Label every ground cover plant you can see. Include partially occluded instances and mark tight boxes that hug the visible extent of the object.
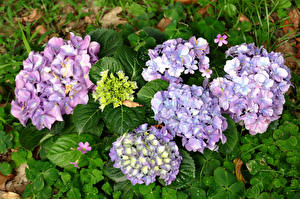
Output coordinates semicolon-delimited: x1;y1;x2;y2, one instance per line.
0;0;300;199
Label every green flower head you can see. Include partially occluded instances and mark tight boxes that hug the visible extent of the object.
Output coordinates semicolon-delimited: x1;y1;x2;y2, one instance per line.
93;70;138;110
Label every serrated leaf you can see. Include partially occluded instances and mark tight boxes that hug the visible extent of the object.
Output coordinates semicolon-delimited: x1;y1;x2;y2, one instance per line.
114;181;136;199
102;104;146;135
89;28;123;58
19;125;47;150
0;162;12;176
142;26;166;44
44;168;59;185
89;57;124;85
219;115;238;154
33;174;44;192
103;161;127;183
72;101;102;134
162;187;177;199
168;150;195;189
137;79;169;106
114;46;146;86
67;187;82;199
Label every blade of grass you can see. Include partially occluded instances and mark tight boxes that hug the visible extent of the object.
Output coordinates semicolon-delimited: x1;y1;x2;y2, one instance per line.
18;22;31;54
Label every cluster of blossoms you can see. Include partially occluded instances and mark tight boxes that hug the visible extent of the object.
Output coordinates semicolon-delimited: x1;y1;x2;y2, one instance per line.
70;142;92;168
109;124;182;185
151;83;228;153
11;33;100;130
142;36;212;83
210;43;291;135
92;70;138;110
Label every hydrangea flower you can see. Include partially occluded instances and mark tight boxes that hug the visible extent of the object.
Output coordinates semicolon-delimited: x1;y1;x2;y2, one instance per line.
77;142;92;154
11;33;100;130
214;34;228;47
210;43;291;135
151;83;228;153
109;124;182;186
92;70;138;110
142;36;211;83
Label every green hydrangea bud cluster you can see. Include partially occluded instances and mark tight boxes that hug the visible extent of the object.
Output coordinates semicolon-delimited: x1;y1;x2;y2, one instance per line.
93;70;138;110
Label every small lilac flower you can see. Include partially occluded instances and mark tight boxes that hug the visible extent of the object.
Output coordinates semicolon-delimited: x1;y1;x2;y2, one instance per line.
214;34;228;47
70;161;80;169
77;142;92;154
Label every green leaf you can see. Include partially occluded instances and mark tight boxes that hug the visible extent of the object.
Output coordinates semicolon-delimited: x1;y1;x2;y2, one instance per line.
190;188;206;199
103;161;127;183
0;162;12;176
0;131;12;153
162;187;177;199
229;182;244;196
18;22;31;54
80;168;104;185
223;4;237;18
47;134;94;168
67;187;82;199
219;116;238;154
33;174;45;192
137;79;169;106
89;28;123;58
142;27;165;44
114;180;136;199
44;168;59;185
114;46;146;86
177;191;188;199
89;57;124;85
19;125;47;150
72;100;102;134
102;105;146;135
168;150;195;189
214;167;236;187
11;149;28;167
60;172;71;184
102;182;113;195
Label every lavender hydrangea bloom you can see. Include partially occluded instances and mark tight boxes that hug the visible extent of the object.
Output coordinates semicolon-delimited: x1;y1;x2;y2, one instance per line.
142;36;211;83
151;83;228;153
210;43;291;135
109;124;182;186
11;33;100;130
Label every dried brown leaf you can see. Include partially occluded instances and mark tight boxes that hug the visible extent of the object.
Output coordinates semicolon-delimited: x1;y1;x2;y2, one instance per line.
175;0;197;4
34;25;47;35
296;37;300;59
0;173;14;190
156;18;172;32
100;7;127;28
6;164;28;195
233;158;246;183
85;16;93;24
0;191;21;199
283;19;296;35
239;13;250;22
122;100;143;108
198;5;211;17
288;8;300;29
22;9;42;22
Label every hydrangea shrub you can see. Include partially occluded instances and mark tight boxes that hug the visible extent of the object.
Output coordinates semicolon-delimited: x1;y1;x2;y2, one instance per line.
210;43;291;135
151;83;228;153
109;124;182;185
142;36;211;83
11;33;100;130
92;70;138;110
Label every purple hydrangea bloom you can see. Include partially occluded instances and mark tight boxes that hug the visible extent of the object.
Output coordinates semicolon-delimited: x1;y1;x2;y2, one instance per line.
210;43;291;135
142;36;211;83
151;83;228;153
109;124;182;186
11;33;100;130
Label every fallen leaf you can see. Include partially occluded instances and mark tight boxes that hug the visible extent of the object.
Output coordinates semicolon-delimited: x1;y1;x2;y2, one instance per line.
197;5;211;17
288;8;300;29
100;7;127;28
122;100;143;108
239;13;250;22
85;16;93;24
175;0;197;4
0;173;14;190
22;9;42;22
34;25;47;35
296;37;300;59
275;41;298;73
233;158;245;183
6;164;28;195
0;191;21;199
282;19;295;35
156;18;172;32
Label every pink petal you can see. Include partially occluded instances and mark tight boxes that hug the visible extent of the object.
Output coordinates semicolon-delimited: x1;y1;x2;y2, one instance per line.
218;42;223;47
78;142;84;148
223;40;228;45
222;35;227;39
217;34;222;39
214;38;219;43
